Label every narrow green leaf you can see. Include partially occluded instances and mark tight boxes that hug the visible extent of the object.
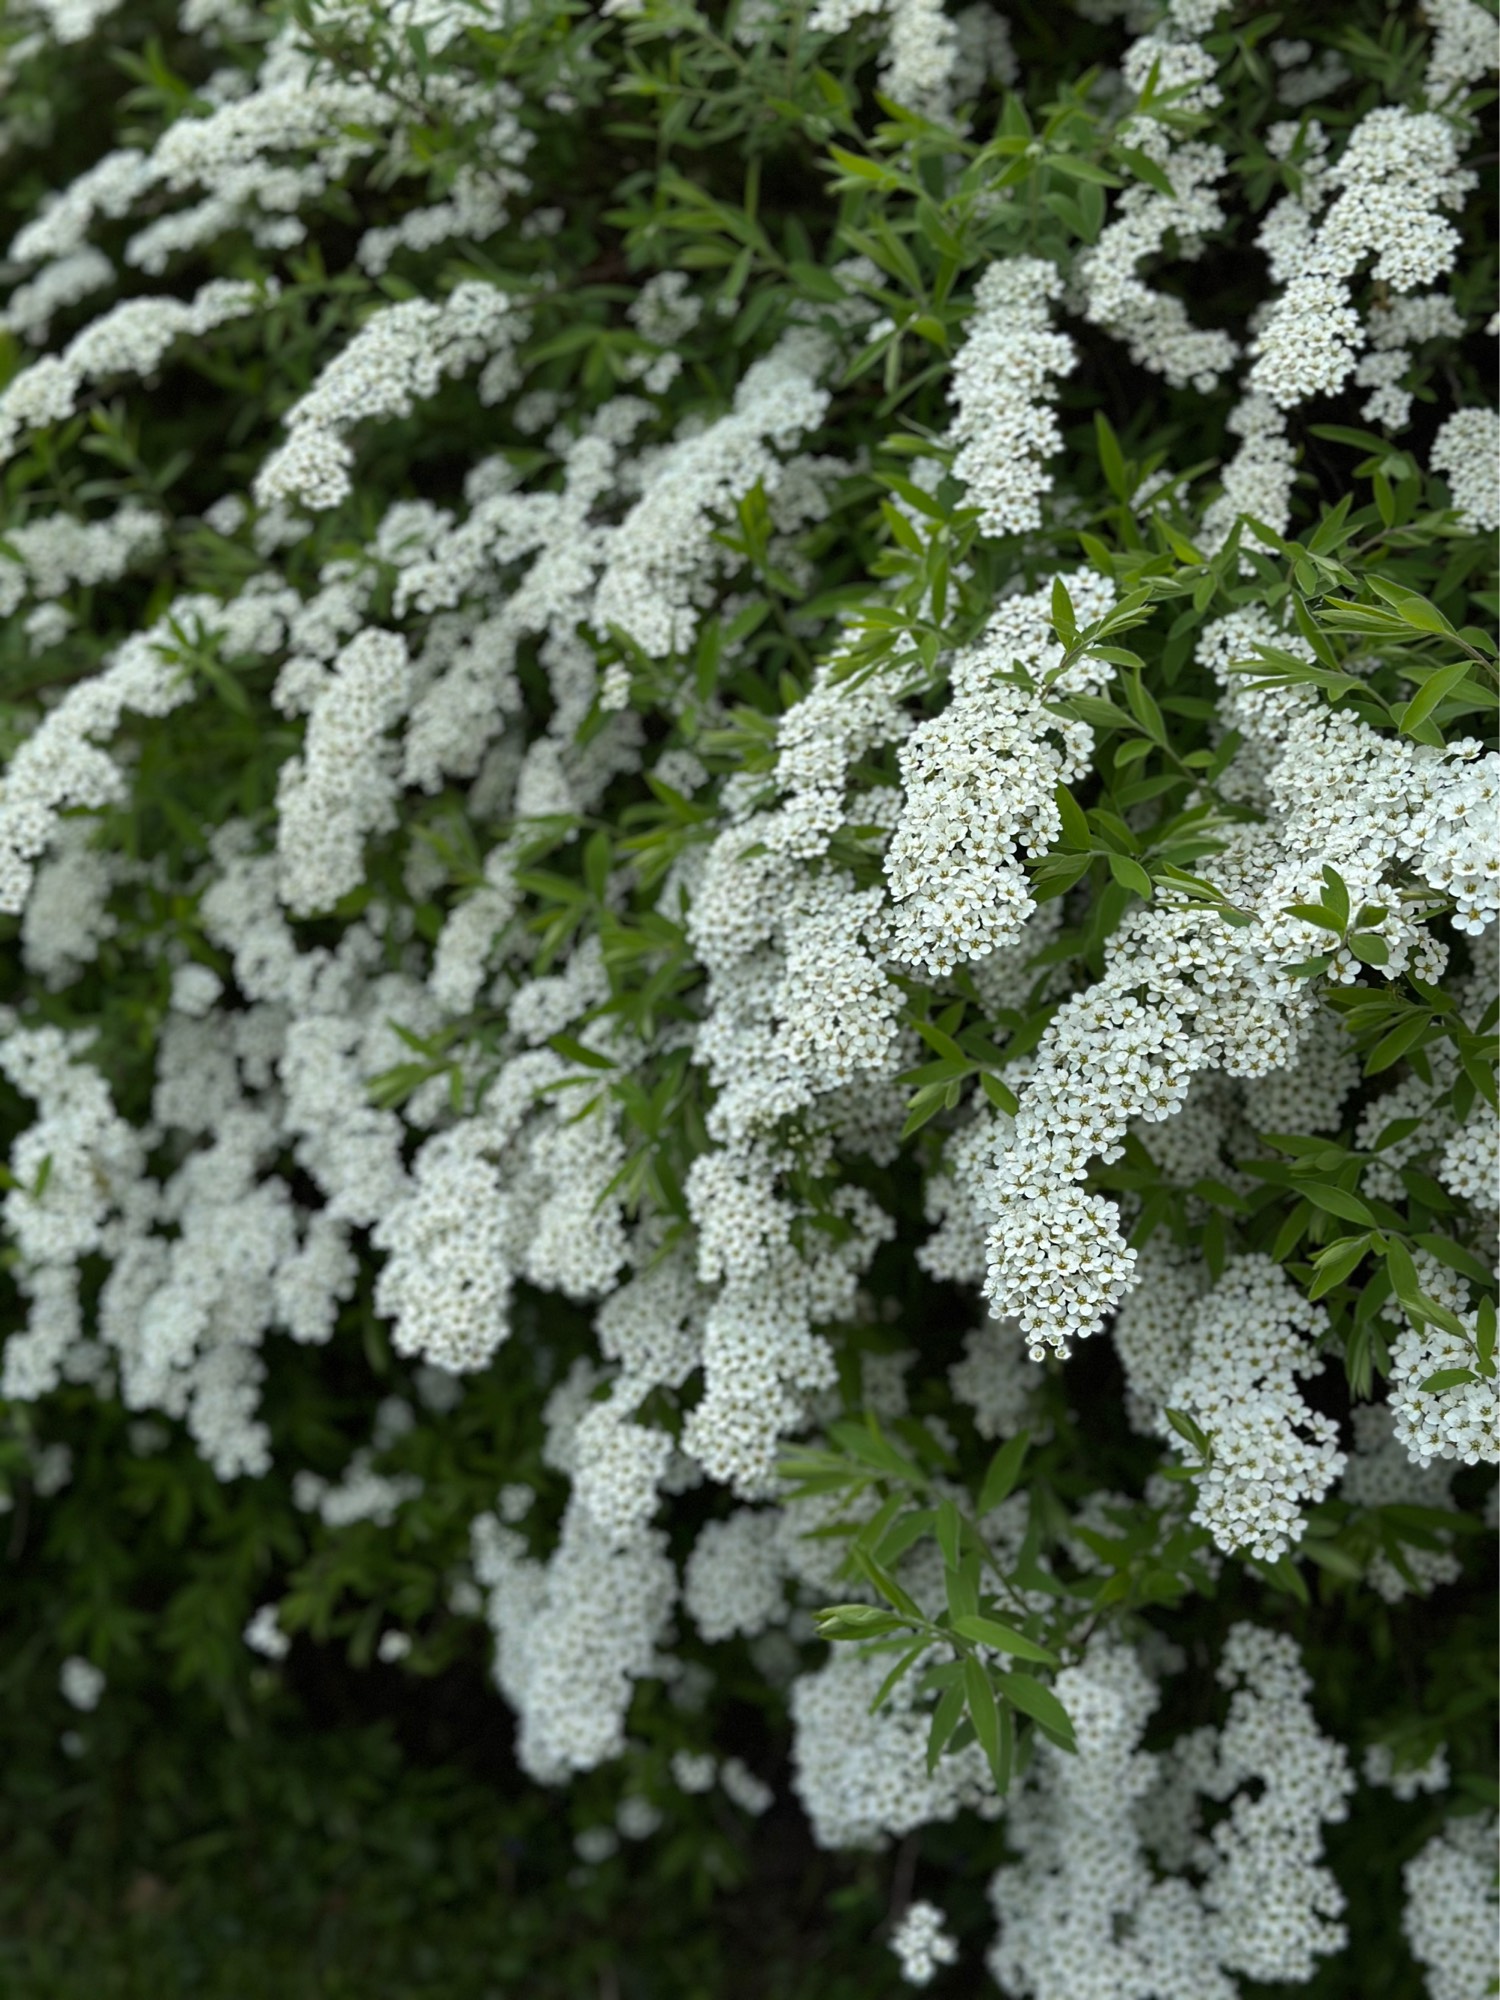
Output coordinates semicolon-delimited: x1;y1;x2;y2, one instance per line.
869;1639;932;1714
1300;1183;1376;1226
1391;595;1456;638
1399;659;1471;735
1054;785;1091;852
936;1499;963;1571
980;1072;1020;1116
1308;1232;1376;1300
815;1605;909;1639
850;1549;925;1623
1094;412;1127;500
963;1657;1004;1784
950;1615;1059;1666
978;1432;1030;1516
1419;1367;1477;1393
926;1682;966;1775
1364;1013;1431;1075
996;1671;1076;1750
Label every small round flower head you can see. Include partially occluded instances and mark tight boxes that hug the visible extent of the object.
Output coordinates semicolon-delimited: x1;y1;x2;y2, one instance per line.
60;1655;106;1711
244;1604;290;1661
890;1900;959;1986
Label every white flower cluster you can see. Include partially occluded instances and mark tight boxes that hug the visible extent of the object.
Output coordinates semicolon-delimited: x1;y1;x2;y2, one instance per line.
1077;23;1239;394
947;258;1075;535
4;6;534;299
1200;393;1295;554
987;1625;1353;1998
1387;1256;1498;1469
0;606;199;914
472;1504;676;1783
1363;1739;1450;1802
591;327;832;657
791;1645;1003;1850
0;502;163;619
59;1655;106;1711
294;1436;423;1528
1423;0;1500;101
1163;1256;1346;1564
0;1022;144;1403
1402;1815;1499;2000
1438;1100;1499;1207
1430;406;1500;533
888;1900;959;1987
808;0;962;122
372;1130;513;1373
255;283;528;512
977;880;1309;1357
275;628;412;916
1251;108;1475;409
0;277;273;465
884;576;1109;976
244;1603;291;1660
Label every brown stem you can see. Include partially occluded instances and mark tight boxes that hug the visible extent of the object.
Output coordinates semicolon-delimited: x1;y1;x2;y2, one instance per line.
888;1830;922;1927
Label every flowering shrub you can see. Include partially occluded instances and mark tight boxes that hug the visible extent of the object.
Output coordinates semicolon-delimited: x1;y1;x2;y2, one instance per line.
0;0;1496;1991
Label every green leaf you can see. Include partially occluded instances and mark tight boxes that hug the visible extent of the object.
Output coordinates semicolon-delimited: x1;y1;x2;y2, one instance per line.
1399;659;1473;735
1107;853;1153;898
851;1548;926;1623
1364;1013;1432;1075
1095;412;1128;500
978;1432;1030;1516
996;1671;1076;1750
1164;1407;1211;1462
1320;866;1350;928
1121;671;1167;745
1384;1239;1424;1309
1418;1368;1477;1393
1477;1295;1497;1369
926;1682;967;1774
814;1604;910;1639
869;1639;933;1714
936;1499;963;1570
1286;903;1347;935
950;1616;1059;1666
1113;145;1176;198
980;1072;1020;1116
546;1033;616;1071
1308;1232;1377;1300
1390;595;1456;638
901;1080;957;1139
1415;1233;1496;1291
1053;691;1131;732
963;1657;1005;1786
826;144;899;187
1046;154;1122;187
944;1551;981;1625
1257;1555;1311;1605
1054;785;1091;852
1300;1183;1376;1226
873;1507;940;1568
832;1419;927;1485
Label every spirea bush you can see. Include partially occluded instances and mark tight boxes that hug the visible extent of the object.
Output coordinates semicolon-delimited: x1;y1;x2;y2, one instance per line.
0;0;1496;1992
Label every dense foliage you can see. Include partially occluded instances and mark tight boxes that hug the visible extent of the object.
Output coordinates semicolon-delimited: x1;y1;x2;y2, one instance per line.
0;0;1496;1992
